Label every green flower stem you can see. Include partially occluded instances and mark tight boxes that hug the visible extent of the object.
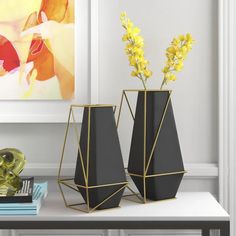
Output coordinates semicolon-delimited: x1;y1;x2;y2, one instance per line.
138;74;147;90
141;78;147;90
160;79;166;90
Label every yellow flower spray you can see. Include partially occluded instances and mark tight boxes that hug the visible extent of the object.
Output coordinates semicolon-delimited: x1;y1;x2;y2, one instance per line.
120;12;152;90
120;12;194;90
161;33;194;89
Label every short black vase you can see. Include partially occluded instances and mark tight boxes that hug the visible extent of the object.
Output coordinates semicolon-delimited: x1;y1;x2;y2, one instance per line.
128;91;185;201
74;106;127;210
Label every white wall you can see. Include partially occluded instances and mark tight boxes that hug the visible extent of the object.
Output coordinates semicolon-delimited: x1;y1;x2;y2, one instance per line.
0;0;91;175
0;0;218;189
98;0;218;165
0;0;219;235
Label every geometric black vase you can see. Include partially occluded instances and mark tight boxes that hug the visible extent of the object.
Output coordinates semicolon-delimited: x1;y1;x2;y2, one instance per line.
127;90;185;202
74;105;127;210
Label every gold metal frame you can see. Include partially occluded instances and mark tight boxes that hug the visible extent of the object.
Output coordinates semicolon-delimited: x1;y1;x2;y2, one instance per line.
58;104;129;213
117;90;187;203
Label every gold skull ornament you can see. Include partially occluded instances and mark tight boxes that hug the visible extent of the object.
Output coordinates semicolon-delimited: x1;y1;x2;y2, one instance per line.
0;148;26;196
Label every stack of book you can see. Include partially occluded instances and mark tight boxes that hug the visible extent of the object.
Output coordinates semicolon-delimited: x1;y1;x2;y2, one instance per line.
0;177;48;215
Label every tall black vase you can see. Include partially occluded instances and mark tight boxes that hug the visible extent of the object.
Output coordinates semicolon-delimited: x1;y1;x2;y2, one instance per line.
74;106;127;210
128;91;185;201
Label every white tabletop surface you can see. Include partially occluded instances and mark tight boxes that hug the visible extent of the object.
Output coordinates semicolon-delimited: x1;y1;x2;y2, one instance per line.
0;192;229;222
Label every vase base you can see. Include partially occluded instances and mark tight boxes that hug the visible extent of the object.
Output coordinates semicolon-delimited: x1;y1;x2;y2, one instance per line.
130;173;184;201
78;183;126;210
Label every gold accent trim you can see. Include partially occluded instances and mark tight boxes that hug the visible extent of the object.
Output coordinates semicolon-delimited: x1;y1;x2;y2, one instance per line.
58;106;72;179
143;91;147;203
117;90;186;204
58;104;128;213
59;179;128;189
128;170;187;178
117;92;125;126
145;91;172;174
121;89;172;92
71;104;115;108
124;91;135;120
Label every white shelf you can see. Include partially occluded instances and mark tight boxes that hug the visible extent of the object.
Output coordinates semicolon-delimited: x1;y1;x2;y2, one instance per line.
0;192;229;222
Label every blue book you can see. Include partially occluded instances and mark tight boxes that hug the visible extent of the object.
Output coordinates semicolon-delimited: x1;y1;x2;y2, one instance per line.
0;182;48;215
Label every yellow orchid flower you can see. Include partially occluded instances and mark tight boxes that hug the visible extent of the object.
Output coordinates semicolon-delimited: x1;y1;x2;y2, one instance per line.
121;12;152;89
179;35;186;41
161;33;195;89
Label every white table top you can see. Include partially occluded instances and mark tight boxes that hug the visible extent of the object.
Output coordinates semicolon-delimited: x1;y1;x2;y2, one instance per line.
0;192;229;222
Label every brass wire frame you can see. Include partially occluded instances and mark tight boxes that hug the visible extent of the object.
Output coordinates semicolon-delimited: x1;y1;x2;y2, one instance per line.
117;90;187;203
58;104;129;213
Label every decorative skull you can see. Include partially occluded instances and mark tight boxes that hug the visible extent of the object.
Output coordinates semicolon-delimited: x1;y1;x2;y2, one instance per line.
0;148;26;196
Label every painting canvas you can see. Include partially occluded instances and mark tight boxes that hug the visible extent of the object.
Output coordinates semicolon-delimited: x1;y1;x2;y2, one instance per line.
0;0;75;100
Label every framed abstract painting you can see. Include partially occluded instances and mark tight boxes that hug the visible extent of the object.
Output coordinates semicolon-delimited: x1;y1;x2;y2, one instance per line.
0;0;75;100
0;0;92;122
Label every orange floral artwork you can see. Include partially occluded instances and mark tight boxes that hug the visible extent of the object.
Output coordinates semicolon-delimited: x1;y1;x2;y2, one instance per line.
0;0;75;99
